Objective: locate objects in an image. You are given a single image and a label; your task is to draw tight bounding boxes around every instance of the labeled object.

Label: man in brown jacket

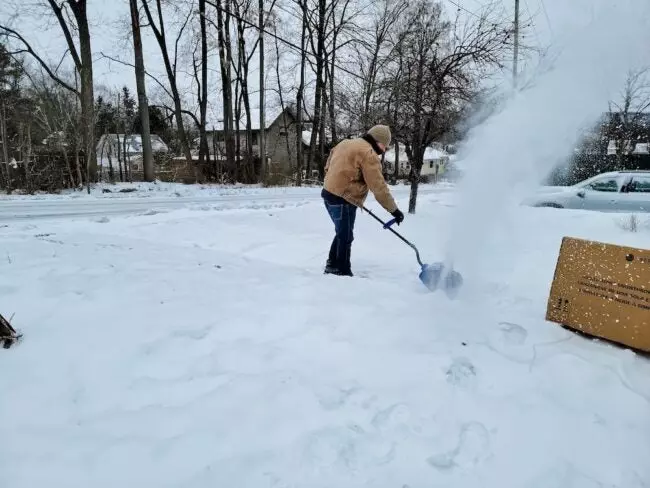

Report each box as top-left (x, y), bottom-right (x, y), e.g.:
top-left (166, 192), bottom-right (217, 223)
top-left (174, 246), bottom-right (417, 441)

top-left (321, 124), bottom-right (404, 276)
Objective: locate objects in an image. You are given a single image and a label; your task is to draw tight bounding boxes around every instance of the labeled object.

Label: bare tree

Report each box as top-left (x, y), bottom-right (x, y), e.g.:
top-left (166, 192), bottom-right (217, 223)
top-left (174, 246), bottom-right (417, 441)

top-left (383, 1), bottom-right (516, 213)
top-left (294, 0), bottom-right (308, 185)
top-left (232, 0), bottom-right (258, 181)
top-left (198, 0), bottom-right (209, 176)
top-left (608, 67), bottom-right (650, 166)
top-left (1, 0), bottom-right (97, 190)
top-left (212, 0), bottom-right (237, 172)
top-left (355, 0), bottom-right (408, 130)
top-left (140, 0), bottom-right (195, 166)
top-left (305, 0), bottom-right (327, 178)
top-left (130, 0), bottom-right (155, 181)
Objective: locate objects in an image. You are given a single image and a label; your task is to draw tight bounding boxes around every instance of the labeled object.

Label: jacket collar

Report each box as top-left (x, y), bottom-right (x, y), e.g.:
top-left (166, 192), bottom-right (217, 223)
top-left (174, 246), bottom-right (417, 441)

top-left (362, 134), bottom-right (384, 156)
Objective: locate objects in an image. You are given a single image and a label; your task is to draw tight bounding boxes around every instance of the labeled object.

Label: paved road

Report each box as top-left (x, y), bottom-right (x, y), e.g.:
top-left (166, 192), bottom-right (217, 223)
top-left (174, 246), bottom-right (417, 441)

top-left (0, 186), bottom-right (450, 223)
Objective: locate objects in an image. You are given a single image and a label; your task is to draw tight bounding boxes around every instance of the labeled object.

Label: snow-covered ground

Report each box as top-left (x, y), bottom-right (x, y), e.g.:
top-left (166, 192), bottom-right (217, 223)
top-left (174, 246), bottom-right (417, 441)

top-left (1, 188), bottom-right (649, 487)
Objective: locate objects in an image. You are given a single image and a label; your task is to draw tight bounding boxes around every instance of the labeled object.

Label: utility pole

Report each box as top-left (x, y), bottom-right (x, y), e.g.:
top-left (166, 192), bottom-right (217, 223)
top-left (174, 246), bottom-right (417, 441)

top-left (258, 0), bottom-right (266, 182)
top-left (513, 0), bottom-right (520, 89)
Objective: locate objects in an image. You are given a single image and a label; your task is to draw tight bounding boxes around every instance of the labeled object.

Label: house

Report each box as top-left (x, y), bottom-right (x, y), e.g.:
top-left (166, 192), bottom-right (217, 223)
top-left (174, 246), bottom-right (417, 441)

top-left (94, 134), bottom-right (170, 181)
top-left (200, 106), bottom-right (316, 180)
top-left (606, 140), bottom-right (650, 155)
top-left (96, 134), bottom-right (169, 168)
top-left (383, 143), bottom-right (450, 180)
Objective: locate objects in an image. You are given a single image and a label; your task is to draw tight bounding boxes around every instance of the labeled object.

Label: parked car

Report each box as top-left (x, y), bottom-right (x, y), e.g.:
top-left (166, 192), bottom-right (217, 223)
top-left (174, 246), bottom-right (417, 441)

top-left (523, 171), bottom-right (650, 212)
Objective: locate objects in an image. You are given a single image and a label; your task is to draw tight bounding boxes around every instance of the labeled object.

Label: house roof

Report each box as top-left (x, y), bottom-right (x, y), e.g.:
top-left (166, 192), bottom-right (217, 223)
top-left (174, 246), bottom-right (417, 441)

top-left (301, 129), bottom-right (332, 146)
top-left (209, 107), bottom-right (285, 131)
top-left (208, 105), bottom-right (312, 132)
top-left (96, 134), bottom-right (169, 154)
top-left (383, 143), bottom-right (449, 164)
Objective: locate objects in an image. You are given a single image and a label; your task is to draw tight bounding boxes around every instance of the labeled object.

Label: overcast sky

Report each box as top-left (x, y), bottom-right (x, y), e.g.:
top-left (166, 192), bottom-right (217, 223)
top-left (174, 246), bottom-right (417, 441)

top-left (0, 0), bottom-right (618, 123)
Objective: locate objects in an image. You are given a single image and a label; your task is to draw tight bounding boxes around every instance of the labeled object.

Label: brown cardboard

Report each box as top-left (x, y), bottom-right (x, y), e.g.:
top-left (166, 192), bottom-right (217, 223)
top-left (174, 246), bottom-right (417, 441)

top-left (546, 236), bottom-right (650, 352)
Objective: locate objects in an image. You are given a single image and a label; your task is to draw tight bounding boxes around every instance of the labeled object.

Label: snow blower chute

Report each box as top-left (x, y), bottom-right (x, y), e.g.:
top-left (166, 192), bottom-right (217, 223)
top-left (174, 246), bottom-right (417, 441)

top-left (364, 206), bottom-right (463, 298)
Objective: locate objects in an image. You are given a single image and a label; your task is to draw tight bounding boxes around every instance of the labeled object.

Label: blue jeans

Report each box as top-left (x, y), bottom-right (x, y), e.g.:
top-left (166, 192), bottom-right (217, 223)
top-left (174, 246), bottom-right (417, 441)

top-left (323, 190), bottom-right (357, 275)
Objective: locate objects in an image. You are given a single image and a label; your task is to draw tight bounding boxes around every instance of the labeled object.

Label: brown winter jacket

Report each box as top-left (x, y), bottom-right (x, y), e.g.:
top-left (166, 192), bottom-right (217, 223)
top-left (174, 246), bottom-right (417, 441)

top-left (323, 135), bottom-right (398, 213)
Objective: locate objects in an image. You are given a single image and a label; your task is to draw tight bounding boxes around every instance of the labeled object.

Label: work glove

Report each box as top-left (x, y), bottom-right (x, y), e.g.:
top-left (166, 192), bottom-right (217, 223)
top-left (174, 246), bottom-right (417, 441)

top-left (391, 208), bottom-right (404, 225)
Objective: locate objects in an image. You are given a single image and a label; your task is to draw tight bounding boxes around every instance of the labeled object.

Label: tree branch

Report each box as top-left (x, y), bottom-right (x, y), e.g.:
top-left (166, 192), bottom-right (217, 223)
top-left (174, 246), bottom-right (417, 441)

top-left (46, 0), bottom-right (82, 70)
top-left (0, 24), bottom-right (79, 95)
top-left (174, 1), bottom-right (195, 77)
top-left (98, 52), bottom-right (172, 99)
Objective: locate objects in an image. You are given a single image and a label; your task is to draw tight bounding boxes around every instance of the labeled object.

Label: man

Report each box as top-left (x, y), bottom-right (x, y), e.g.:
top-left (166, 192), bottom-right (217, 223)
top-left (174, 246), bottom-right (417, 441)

top-left (321, 124), bottom-right (405, 276)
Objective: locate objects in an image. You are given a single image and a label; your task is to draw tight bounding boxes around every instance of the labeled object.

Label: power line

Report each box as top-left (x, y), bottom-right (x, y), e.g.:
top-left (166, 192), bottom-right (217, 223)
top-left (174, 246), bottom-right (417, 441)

top-left (446, 0), bottom-right (484, 20)
top-left (538, 0), bottom-right (553, 36)
top-left (523, 0), bottom-right (543, 47)
top-left (445, 0), bottom-right (515, 32)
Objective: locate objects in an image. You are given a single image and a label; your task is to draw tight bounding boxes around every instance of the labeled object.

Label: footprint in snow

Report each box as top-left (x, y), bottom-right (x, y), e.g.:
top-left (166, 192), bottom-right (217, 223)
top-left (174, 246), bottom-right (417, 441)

top-left (314, 384), bottom-right (363, 411)
top-left (498, 322), bottom-right (528, 346)
top-left (427, 421), bottom-right (491, 471)
top-left (302, 425), bottom-right (396, 471)
top-left (371, 403), bottom-right (413, 432)
top-left (445, 357), bottom-right (477, 389)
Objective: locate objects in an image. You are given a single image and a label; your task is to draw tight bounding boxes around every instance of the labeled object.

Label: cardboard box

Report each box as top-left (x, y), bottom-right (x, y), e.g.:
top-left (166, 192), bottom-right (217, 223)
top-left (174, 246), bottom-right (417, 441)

top-left (546, 236), bottom-right (650, 352)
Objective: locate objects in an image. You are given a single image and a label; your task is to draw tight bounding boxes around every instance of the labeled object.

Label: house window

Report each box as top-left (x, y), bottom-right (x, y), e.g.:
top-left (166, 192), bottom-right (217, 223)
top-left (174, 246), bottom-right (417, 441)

top-left (430, 161), bottom-right (434, 168)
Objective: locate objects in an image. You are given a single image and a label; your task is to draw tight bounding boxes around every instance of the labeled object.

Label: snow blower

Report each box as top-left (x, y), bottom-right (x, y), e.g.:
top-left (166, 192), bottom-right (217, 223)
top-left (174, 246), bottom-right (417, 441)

top-left (364, 206), bottom-right (463, 298)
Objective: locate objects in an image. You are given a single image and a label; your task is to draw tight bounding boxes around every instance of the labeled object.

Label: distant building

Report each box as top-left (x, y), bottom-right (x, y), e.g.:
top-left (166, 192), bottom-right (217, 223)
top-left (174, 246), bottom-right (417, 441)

top-left (383, 143), bottom-right (450, 180)
top-left (96, 134), bottom-right (170, 170)
top-left (199, 106), bottom-right (318, 180)
top-left (94, 134), bottom-right (170, 181)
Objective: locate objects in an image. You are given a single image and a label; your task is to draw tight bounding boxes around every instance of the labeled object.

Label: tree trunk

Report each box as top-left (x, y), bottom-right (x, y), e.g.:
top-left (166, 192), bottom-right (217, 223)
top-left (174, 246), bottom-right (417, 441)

top-left (274, 30), bottom-right (293, 176)
top-left (198, 0), bottom-right (209, 182)
top-left (328, 35), bottom-right (338, 144)
top-left (62, 145), bottom-right (75, 187)
top-left (123, 129), bottom-right (130, 182)
top-left (295, 0), bottom-right (307, 186)
top-left (117, 134), bottom-right (124, 182)
top-left (307, 0), bottom-right (326, 178)
top-left (45, 0), bottom-right (96, 189)
top-left (107, 143), bottom-right (115, 183)
top-left (130, 0), bottom-right (154, 182)
top-left (74, 145), bottom-right (83, 189)
top-left (393, 140), bottom-right (399, 179)
top-left (215, 0), bottom-right (236, 171)
top-left (408, 147), bottom-right (423, 214)
top-left (408, 176), bottom-right (419, 214)
top-left (363, 45), bottom-right (381, 129)
top-left (25, 122), bottom-right (32, 192)
top-left (140, 0), bottom-right (193, 166)
top-left (243, 95), bottom-right (254, 182)
top-left (258, 0), bottom-right (266, 183)
top-left (318, 93), bottom-right (326, 176)
top-left (71, 1), bottom-right (97, 187)
top-left (0, 102), bottom-right (10, 190)
top-left (235, 18), bottom-right (254, 182)
top-left (235, 89), bottom-right (242, 180)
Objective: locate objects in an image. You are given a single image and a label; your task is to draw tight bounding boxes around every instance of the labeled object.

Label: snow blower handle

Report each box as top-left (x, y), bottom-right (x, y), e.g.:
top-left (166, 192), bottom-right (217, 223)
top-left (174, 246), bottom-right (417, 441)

top-left (383, 218), bottom-right (397, 229)
top-left (363, 206), bottom-right (425, 268)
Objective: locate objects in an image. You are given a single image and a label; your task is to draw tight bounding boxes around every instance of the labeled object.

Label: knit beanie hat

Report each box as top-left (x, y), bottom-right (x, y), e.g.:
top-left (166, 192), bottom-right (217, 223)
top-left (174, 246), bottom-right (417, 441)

top-left (367, 125), bottom-right (391, 147)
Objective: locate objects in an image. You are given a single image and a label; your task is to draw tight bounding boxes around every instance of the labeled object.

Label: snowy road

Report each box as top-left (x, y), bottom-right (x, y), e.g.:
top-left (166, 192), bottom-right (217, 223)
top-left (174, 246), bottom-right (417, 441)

top-left (0, 185), bottom-right (447, 222)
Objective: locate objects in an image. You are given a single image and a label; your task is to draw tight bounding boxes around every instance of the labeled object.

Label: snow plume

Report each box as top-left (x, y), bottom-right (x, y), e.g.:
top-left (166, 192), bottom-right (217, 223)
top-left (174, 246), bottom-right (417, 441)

top-left (444, 0), bottom-right (650, 285)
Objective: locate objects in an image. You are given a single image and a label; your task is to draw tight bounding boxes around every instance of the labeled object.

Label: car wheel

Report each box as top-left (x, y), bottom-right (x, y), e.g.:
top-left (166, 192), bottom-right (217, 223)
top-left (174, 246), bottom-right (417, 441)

top-left (535, 202), bottom-right (564, 208)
